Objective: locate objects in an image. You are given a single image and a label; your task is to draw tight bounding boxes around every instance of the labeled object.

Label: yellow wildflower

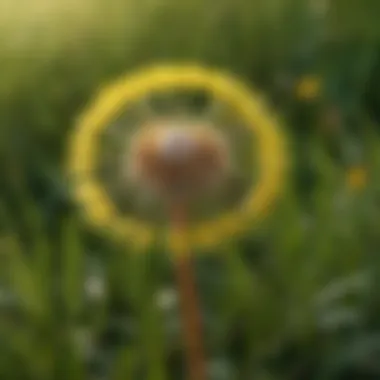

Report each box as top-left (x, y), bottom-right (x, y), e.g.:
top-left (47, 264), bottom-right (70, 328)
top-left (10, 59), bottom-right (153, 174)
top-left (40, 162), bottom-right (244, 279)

top-left (347, 166), bottom-right (367, 191)
top-left (296, 75), bottom-right (321, 101)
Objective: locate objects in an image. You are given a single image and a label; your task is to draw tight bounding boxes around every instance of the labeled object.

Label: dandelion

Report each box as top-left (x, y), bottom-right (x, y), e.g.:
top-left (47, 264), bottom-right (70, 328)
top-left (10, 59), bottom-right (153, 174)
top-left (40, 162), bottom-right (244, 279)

top-left (68, 65), bottom-right (287, 380)
top-left (68, 65), bottom-right (286, 249)
top-left (127, 120), bottom-right (231, 202)
top-left (296, 75), bottom-right (322, 101)
top-left (346, 166), bottom-right (367, 191)
top-left (127, 119), bottom-right (231, 379)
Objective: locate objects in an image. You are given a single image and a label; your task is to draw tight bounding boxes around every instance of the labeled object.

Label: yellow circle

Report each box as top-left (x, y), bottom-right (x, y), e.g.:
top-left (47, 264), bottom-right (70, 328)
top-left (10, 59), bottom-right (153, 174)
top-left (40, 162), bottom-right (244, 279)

top-left (68, 64), bottom-right (287, 251)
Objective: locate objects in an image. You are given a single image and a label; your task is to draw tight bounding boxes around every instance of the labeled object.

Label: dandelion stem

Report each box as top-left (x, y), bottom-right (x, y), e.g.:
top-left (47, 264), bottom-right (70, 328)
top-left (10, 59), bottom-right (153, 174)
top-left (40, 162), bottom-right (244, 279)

top-left (170, 203), bottom-right (207, 380)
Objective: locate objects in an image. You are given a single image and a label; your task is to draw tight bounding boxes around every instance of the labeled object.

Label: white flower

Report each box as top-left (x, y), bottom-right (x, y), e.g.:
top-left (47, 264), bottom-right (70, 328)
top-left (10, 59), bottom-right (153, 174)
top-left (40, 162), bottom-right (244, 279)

top-left (158, 127), bottom-right (197, 161)
top-left (156, 287), bottom-right (178, 310)
top-left (84, 275), bottom-right (105, 300)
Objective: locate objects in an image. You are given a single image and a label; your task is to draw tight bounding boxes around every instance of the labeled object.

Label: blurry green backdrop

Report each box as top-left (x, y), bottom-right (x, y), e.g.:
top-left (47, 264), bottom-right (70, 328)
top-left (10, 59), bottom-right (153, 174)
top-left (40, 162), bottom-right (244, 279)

top-left (1, 0), bottom-right (380, 379)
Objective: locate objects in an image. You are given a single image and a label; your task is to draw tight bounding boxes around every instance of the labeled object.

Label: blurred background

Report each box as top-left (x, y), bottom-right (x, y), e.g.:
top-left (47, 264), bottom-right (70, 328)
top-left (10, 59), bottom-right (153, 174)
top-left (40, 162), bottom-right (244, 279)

top-left (1, 0), bottom-right (380, 379)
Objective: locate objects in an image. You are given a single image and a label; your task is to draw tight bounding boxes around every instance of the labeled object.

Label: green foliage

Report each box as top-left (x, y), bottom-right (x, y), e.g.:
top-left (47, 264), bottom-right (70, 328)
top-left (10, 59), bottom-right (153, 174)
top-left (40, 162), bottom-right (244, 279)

top-left (1, 0), bottom-right (380, 379)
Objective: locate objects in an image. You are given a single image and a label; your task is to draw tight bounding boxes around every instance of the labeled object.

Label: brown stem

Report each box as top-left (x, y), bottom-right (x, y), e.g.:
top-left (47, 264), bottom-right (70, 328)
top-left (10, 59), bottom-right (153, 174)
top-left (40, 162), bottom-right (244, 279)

top-left (170, 204), bottom-right (207, 380)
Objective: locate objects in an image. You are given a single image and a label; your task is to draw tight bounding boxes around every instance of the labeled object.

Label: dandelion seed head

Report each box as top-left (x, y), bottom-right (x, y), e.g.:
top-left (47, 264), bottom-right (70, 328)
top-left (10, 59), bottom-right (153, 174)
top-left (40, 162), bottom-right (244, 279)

top-left (127, 120), bottom-right (231, 200)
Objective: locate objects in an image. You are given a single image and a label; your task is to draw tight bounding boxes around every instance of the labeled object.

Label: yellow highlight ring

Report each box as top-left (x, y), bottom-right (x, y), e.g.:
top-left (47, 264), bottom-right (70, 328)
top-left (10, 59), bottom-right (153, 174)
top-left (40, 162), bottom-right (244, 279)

top-left (68, 65), bottom-right (287, 251)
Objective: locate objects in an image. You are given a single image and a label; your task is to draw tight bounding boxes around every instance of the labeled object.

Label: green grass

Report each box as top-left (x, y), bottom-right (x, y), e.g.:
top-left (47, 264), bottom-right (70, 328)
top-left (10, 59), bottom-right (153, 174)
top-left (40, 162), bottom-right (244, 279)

top-left (1, 0), bottom-right (380, 379)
